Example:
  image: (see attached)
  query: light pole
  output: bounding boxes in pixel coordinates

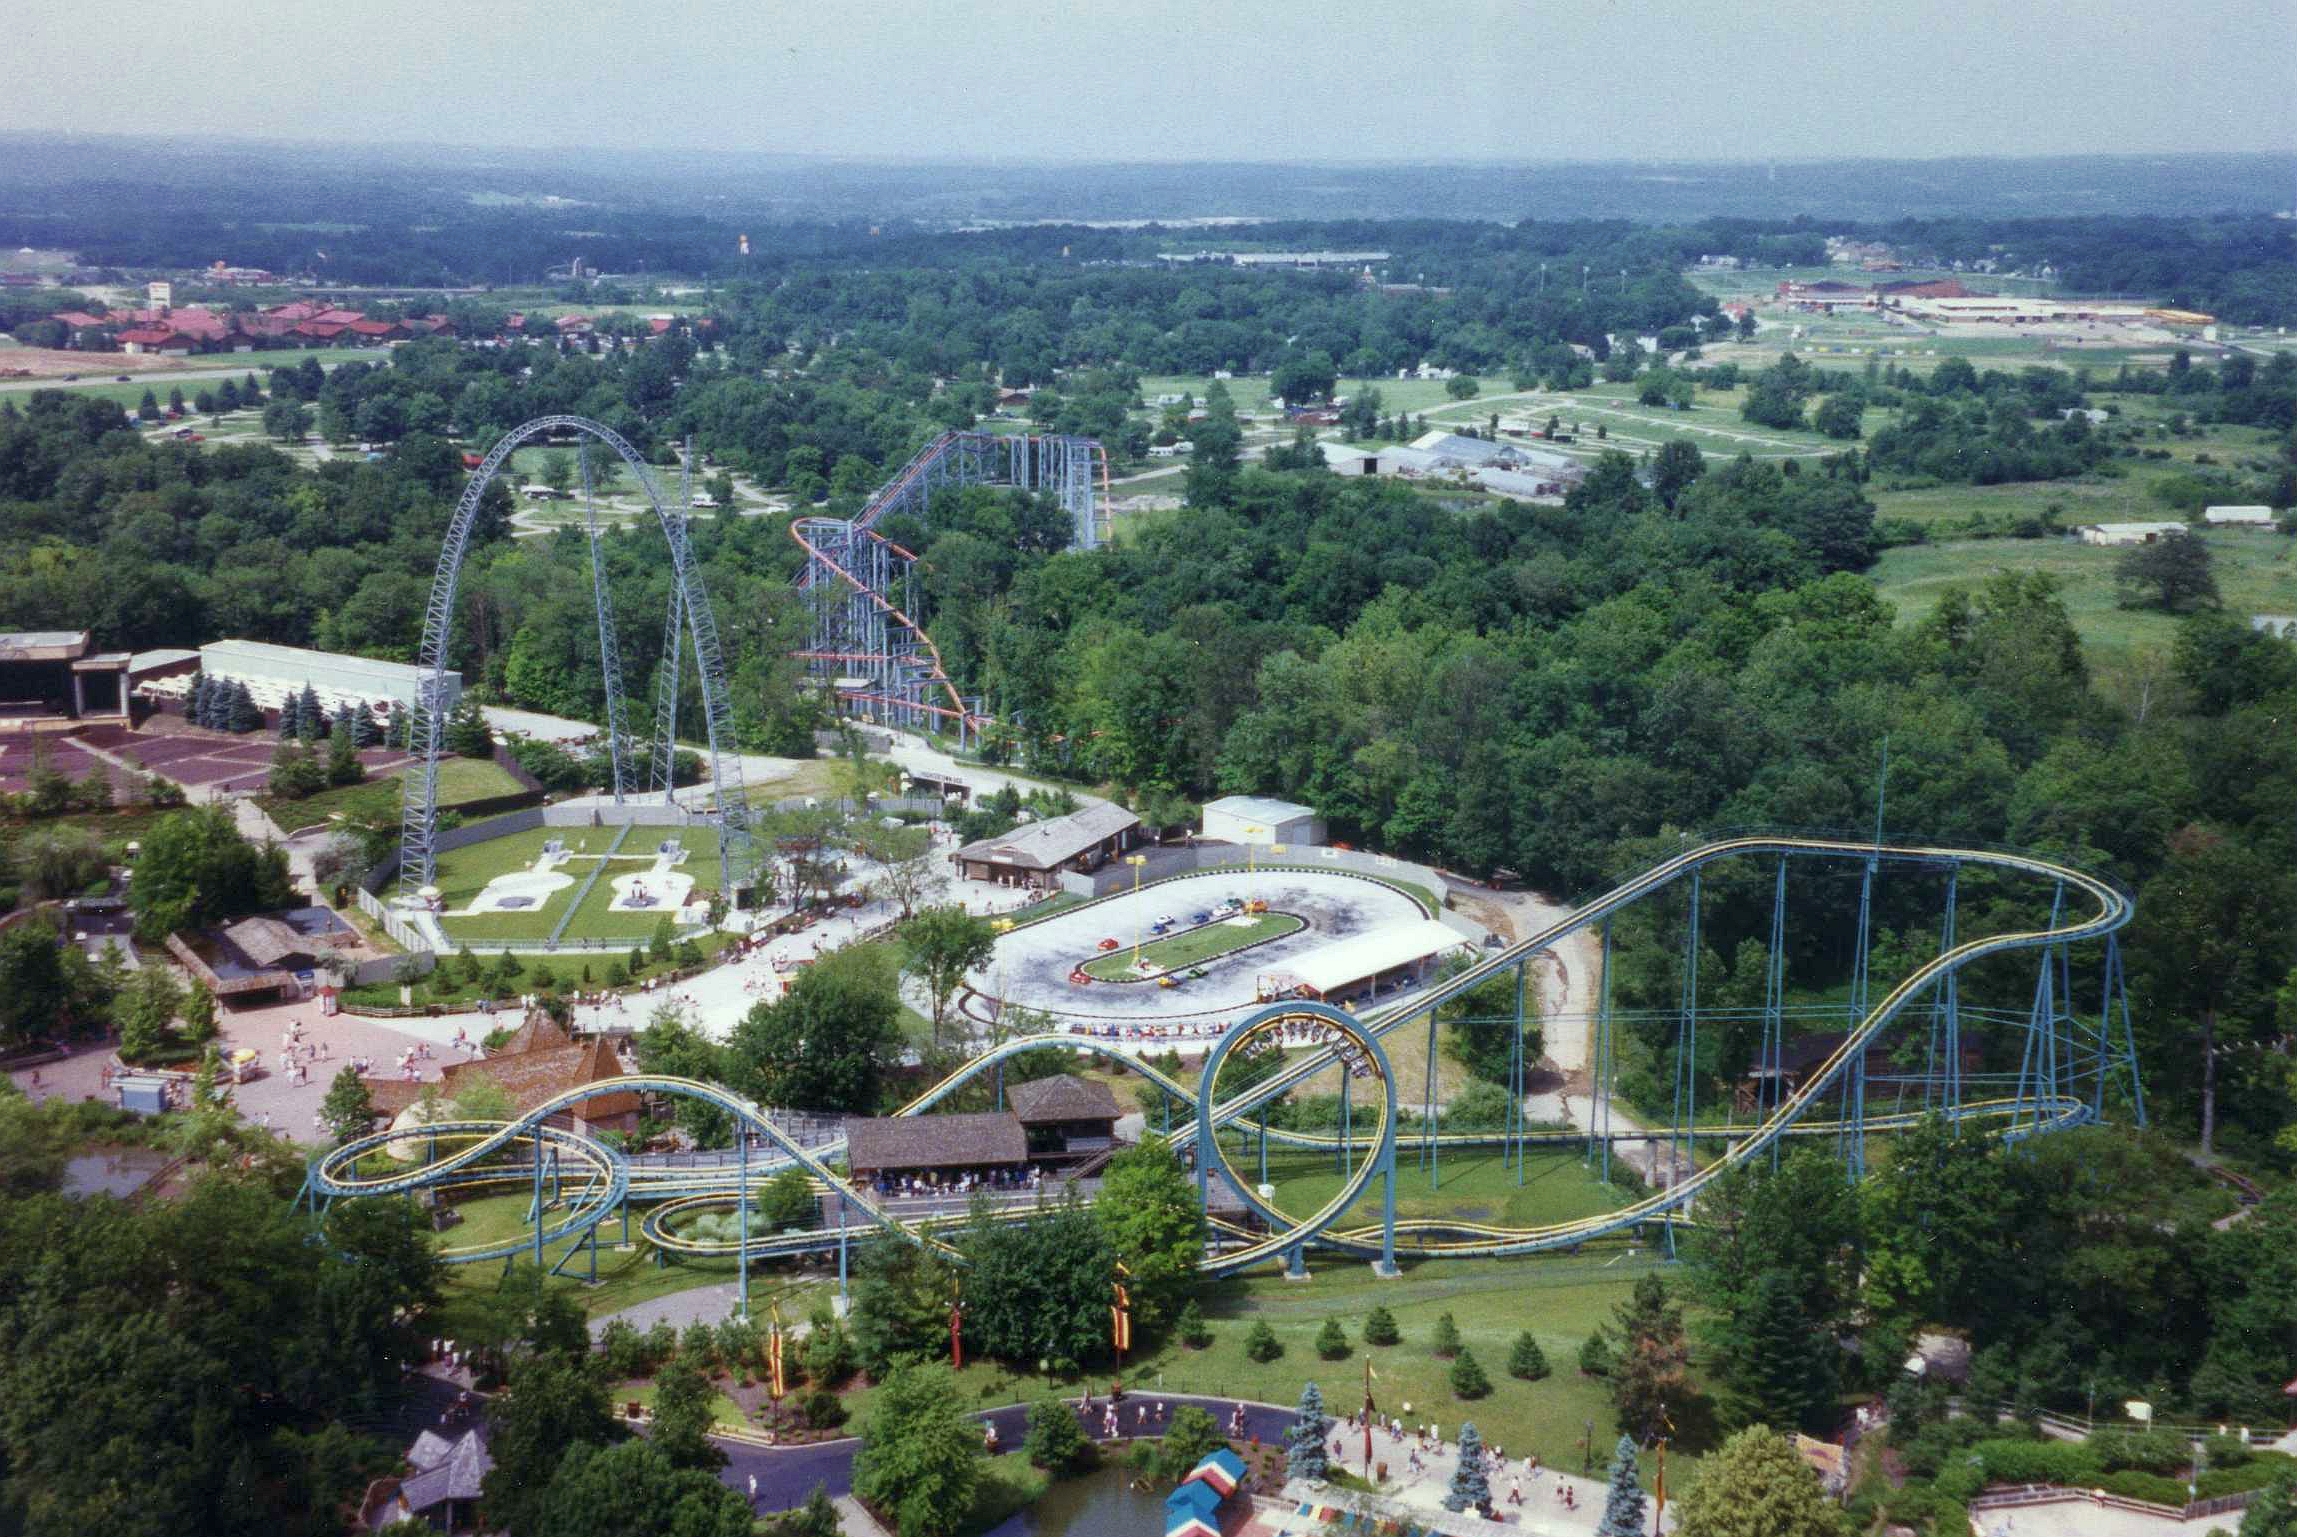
[1126,854,1148,967]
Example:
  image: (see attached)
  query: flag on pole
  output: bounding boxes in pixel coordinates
[1362,1359,1377,1476]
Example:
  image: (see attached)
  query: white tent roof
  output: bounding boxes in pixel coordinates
[1280,920,1470,995]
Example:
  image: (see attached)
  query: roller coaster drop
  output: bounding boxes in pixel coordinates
[789,429,1109,749]
[312,835,2145,1309]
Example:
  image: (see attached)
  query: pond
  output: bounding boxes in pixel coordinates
[981,1466,1168,1537]
[62,1144,174,1200]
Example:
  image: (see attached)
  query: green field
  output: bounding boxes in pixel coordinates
[264,754,526,832]
[432,821,721,946]
[836,1250,1664,1471]
[1251,1145,1636,1238]
[1080,911,1303,981]
[1874,529,2297,679]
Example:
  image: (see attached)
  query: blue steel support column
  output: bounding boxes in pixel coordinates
[737,1124,751,1319]
[1423,1005,1438,1187]
[2014,882,2065,1136]
[1838,860,1876,1179]
[1594,918,1615,1185]
[1512,960,1529,1186]
[1666,870,1702,1254]
[1761,857,1788,1167]
[1927,865,1961,1117]
[531,1134,544,1276]
[837,1197,849,1306]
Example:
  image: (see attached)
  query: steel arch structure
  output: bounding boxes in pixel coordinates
[317,834,2141,1287]
[398,415,758,898]
[791,430,1107,745]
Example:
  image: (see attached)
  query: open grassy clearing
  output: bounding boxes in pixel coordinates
[836,1251,1662,1469]
[263,754,526,831]
[1251,1144,1634,1237]
[1079,912,1303,981]
[1874,529,2297,681]
[423,1189,831,1341]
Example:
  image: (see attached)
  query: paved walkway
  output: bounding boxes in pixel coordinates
[716,1391,1295,1516]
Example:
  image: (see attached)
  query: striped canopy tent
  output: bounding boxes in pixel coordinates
[1183,1448,1247,1498]
[1166,1478,1222,1537]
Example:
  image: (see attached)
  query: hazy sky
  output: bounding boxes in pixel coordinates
[11,0,2294,162]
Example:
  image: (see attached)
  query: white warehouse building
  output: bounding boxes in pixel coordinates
[194,639,462,719]
[1201,794,1323,847]
[2077,522,2188,547]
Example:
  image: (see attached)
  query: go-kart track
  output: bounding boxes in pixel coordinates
[966,869,1442,1029]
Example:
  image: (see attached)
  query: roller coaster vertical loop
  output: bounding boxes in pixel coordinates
[399,415,757,899]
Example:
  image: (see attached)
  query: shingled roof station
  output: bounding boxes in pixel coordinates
[360,1426,492,1532]
[953,801,1140,889]
[1004,1073,1123,1159]
[842,1111,1028,1182]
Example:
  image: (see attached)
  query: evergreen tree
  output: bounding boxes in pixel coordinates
[1442,1423,1490,1513]
[1315,1319,1350,1360]
[1594,1436,1647,1537]
[137,388,160,422]
[350,705,376,746]
[320,1067,378,1143]
[242,371,263,402]
[1284,1382,1329,1482]
[297,684,324,741]
[387,701,409,748]
[326,723,362,787]
[276,689,301,740]
[1175,1299,1212,1348]
[187,673,209,728]
[1610,1273,1690,1444]
[444,695,493,757]
[1244,1320,1281,1363]
[226,681,261,733]
[1715,1270,1834,1435]
[1432,1311,1462,1358]
[1363,1305,1400,1346]
[1579,1330,1614,1377]
[1508,1331,1550,1381]
[1449,1347,1492,1399]
[217,378,241,411]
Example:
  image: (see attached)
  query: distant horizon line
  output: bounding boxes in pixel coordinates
[2,128,2291,172]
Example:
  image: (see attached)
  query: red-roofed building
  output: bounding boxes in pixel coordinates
[295,321,352,341]
[52,310,107,330]
[312,308,363,326]
[267,301,325,322]
[346,319,406,340]
[116,328,196,354]
[555,314,593,334]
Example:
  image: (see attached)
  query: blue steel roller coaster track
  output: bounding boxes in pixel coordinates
[306,835,2140,1283]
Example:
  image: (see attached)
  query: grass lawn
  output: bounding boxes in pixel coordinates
[558,824,723,943]
[1080,912,1304,981]
[1255,1146,1635,1236]
[1873,529,2297,682]
[744,757,850,808]
[834,1252,1663,1470]
[263,754,526,831]
[425,1191,830,1342]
